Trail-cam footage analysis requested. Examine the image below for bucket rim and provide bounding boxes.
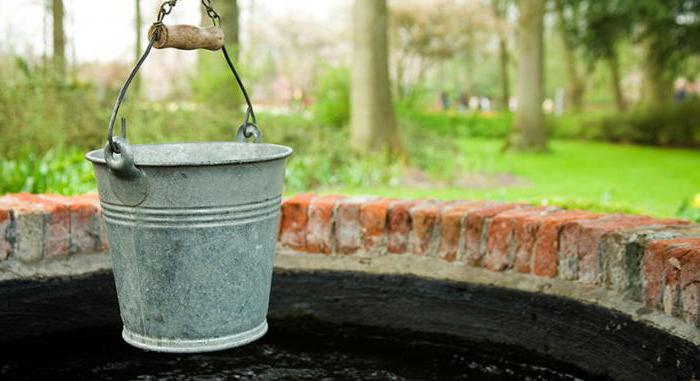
[85,141,293,167]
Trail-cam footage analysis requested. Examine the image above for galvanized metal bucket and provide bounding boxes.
[87,141,291,353]
[86,2,292,353]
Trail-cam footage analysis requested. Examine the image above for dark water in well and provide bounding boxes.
[0,320,597,381]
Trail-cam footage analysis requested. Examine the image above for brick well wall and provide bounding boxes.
[2,192,700,331]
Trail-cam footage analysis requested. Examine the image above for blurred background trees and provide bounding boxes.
[510,0,546,152]
[351,0,401,153]
[0,0,699,219]
[51,0,65,77]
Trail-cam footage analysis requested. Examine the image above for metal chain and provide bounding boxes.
[156,0,178,23]
[201,0,221,26]
[107,0,259,152]
[200,0,258,132]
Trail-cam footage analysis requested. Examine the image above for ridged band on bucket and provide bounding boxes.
[122,321,269,353]
[101,196,282,228]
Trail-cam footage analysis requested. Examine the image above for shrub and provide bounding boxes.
[591,100,700,147]
[0,59,108,157]
[0,149,95,195]
[189,52,244,108]
[677,196,700,223]
[311,66,350,128]
[398,109,512,139]
[549,111,608,140]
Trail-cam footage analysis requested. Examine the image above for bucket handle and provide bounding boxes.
[105,0,260,177]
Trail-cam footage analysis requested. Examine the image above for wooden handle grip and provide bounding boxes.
[148,24,224,51]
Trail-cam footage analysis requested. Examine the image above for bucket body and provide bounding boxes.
[86,142,292,352]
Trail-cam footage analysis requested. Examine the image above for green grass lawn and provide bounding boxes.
[313,138,700,218]
[1,136,697,219]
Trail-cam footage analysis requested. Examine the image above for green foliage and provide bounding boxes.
[537,196,642,215]
[1,103,698,219]
[333,137,700,218]
[120,102,240,145]
[573,0,631,62]
[550,100,700,147]
[0,149,95,195]
[189,51,243,108]
[0,59,107,157]
[398,108,513,139]
[594,100,700,146]
[0,53,696,220]
[267,111,403,191]
[285,152,402,192]
[677,199,700,223]
[395,84,434,111]
[549,111,609,140]
[622,0,700,59]
[310,66,350,128]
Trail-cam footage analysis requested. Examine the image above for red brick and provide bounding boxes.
[17,193,72,258]
[279,194,314,251]
[463,203,523,267]
[360,198,392,254]
[0,195,46,262]
[387,200,419,254]
[643,238,700,311]
[662,254,683,317]
[678,241,700,326]
[409,202,441,256]
[306,195,344,254]
[682,280,700,328]
[560,215,677,283]
[483,207,550,272]
[437,201,492,262]
[0,207,9,260]
[335,197,376,254]
[529,210,601,277]
[67,194,103,254]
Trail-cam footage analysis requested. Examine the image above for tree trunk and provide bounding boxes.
[395,57,405,99]
[640,36,671,109]
[52,0,65,77]
[498,35,510,110]
[463,29,475,95]
[605,53,626,113]
[555,0,584,113]
[509,0,546,152]
[223,0,240,57]
[133,0,142,95]
[351,0,402,153]
[493,1,510,110]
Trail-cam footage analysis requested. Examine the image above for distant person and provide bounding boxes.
[440,91,450,110]
[458,92,469,112]
[542,98,554,114]
[673,77,688,102]
[468,96,480,111]
[554,86,565,115]
[479,97,491,112]
[508,97,518,112]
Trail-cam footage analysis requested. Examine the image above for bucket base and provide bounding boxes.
[122,321,268,353]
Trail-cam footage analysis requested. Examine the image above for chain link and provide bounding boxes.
[156,0,178,23]
[201,0,221,25]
